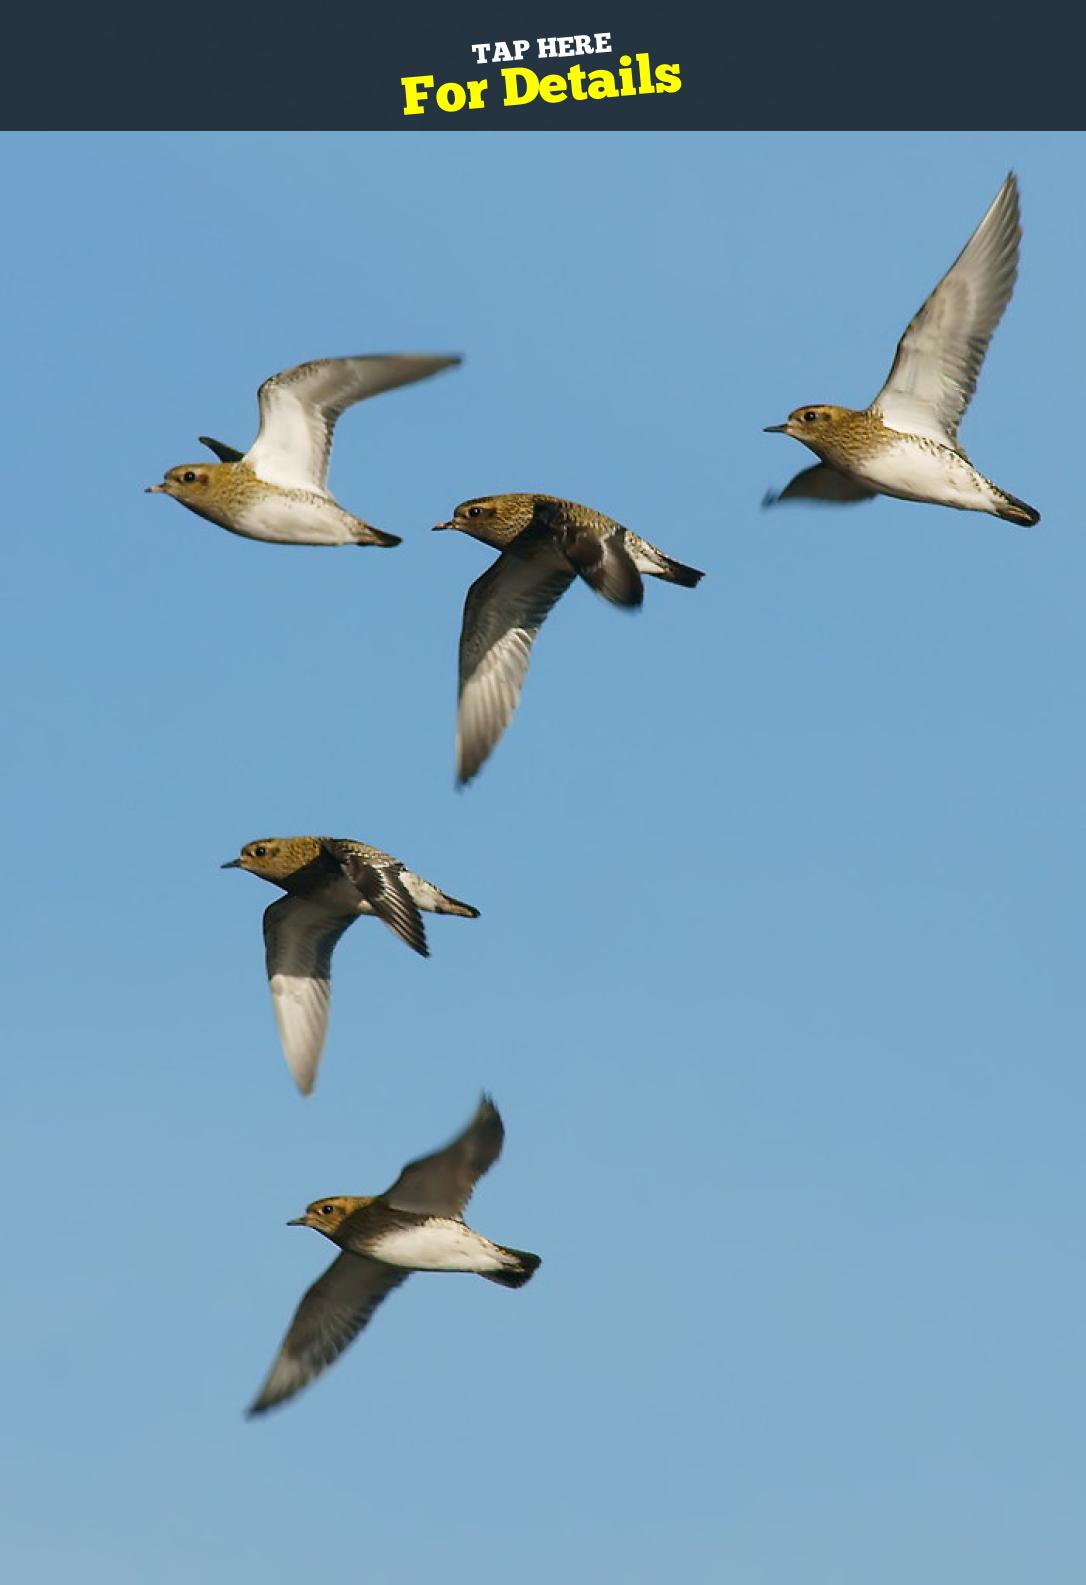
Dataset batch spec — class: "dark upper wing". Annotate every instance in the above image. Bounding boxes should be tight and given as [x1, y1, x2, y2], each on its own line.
[334, 849, 428, 958]
[456, 534, 576, 785]
[564, 529, 643, 607]
[763, 463, 877, 508]
[199, 435, 245, 462]
[248, 1251, 409, 1415]
[384, 1095, 505, 1217]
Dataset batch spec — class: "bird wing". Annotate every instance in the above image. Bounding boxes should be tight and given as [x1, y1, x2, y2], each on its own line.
[872, 172, 1021, 447]
[456, 535, 575, 785]
[763, 462, 877, 507]
[243, 354, 460, 493]
[248, 1251, 409, 1414]
[384, 1095, 505, 1217]
[199, 435, 245, 462]
[565, 530, 644, 607]
[335, 849, 429, 958]
[529, 497, 643, 608]
[262, 896, 354, 1096]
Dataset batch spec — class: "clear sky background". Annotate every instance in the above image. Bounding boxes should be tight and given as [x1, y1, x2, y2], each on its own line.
[3, 132, 1083, 1583]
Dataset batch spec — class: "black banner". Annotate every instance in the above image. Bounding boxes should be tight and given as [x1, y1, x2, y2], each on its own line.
[7, 0, 1081, 131]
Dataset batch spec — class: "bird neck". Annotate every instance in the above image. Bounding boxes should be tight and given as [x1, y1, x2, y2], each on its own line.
[808, 408, 887, 465]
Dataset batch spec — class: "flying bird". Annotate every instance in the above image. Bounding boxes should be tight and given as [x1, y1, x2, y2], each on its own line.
[148, 354, 460, 545]
[248, 1095, 540, 1414]
[222, 836, 479, 1095]
[764, 173, 1038, 526]
[434, 492, 704, 785]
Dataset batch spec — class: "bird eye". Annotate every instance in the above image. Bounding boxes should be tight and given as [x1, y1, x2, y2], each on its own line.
[253, 845, 267, 858]
[802, 411, 818, 424]
[182, 470, 198, 483]
[467, 506, 482, 518]
[321, 1204, 335, 1216]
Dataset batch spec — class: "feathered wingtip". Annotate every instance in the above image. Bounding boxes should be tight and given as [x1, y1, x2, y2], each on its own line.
[199, 435, 245, 463]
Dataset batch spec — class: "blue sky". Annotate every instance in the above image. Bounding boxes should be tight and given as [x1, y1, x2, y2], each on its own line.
[3, 132, 1084, 1583]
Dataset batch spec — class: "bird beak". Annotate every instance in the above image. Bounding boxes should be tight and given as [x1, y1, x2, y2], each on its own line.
[286, 1216, 309, 1227]
[432, 521, 450, 531]
[220, 858, 242, 869]
[763, 424, 789, 434]
[145, 483, 165, 493]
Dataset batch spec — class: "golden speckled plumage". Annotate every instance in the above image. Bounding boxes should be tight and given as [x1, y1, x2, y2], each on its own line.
[434, 492, 704, 784]
[229, 835, 393, 890]
[291, 1196, 377, 1236]
[248, 1098, 540, 1415]
[222, 836, 479, 1095]
[772, 405, 889, 467]
[764, 174, 1039, 527]
[147, 353, 460, 545]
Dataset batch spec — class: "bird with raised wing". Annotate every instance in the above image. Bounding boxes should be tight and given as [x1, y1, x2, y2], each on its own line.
[147, 354, 460, 545]
[764, 173, 1038, 525]
[434, 492, 704, 785]
[248, 1096, 540, 1415]
[222, 836, 479, 1094]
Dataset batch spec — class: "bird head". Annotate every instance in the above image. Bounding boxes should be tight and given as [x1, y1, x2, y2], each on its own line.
[221, 837, 323, 883]
[764, 406, 855, 444]
[288, 1196, 375, 1239]
[434, 494, 537, 548]
[145, 463, 217, 501]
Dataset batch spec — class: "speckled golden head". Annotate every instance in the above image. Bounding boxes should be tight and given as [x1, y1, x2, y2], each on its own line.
[145, 461, 260, 530]
[288, 1196, 376, 1236]
[221, 837, 324, 884]
[433, 493, 541, 548]
[145, 464, 218, 502]
[764, 405, 856, 440]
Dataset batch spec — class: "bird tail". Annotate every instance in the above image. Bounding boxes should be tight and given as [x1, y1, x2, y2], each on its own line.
[398, 871, 480, 918]
[482, 1246, 542, 1289]
[433, 891, 480, 919]
[352, 519, 403, 547]
[625, 531, 705, 587]
[995, 493, 1040, 528]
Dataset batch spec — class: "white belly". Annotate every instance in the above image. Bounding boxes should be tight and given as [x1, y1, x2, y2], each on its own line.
[370, 1219, 507, 1274]
[230, 491, 360, 546]
[854, 439, 1001, 514]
